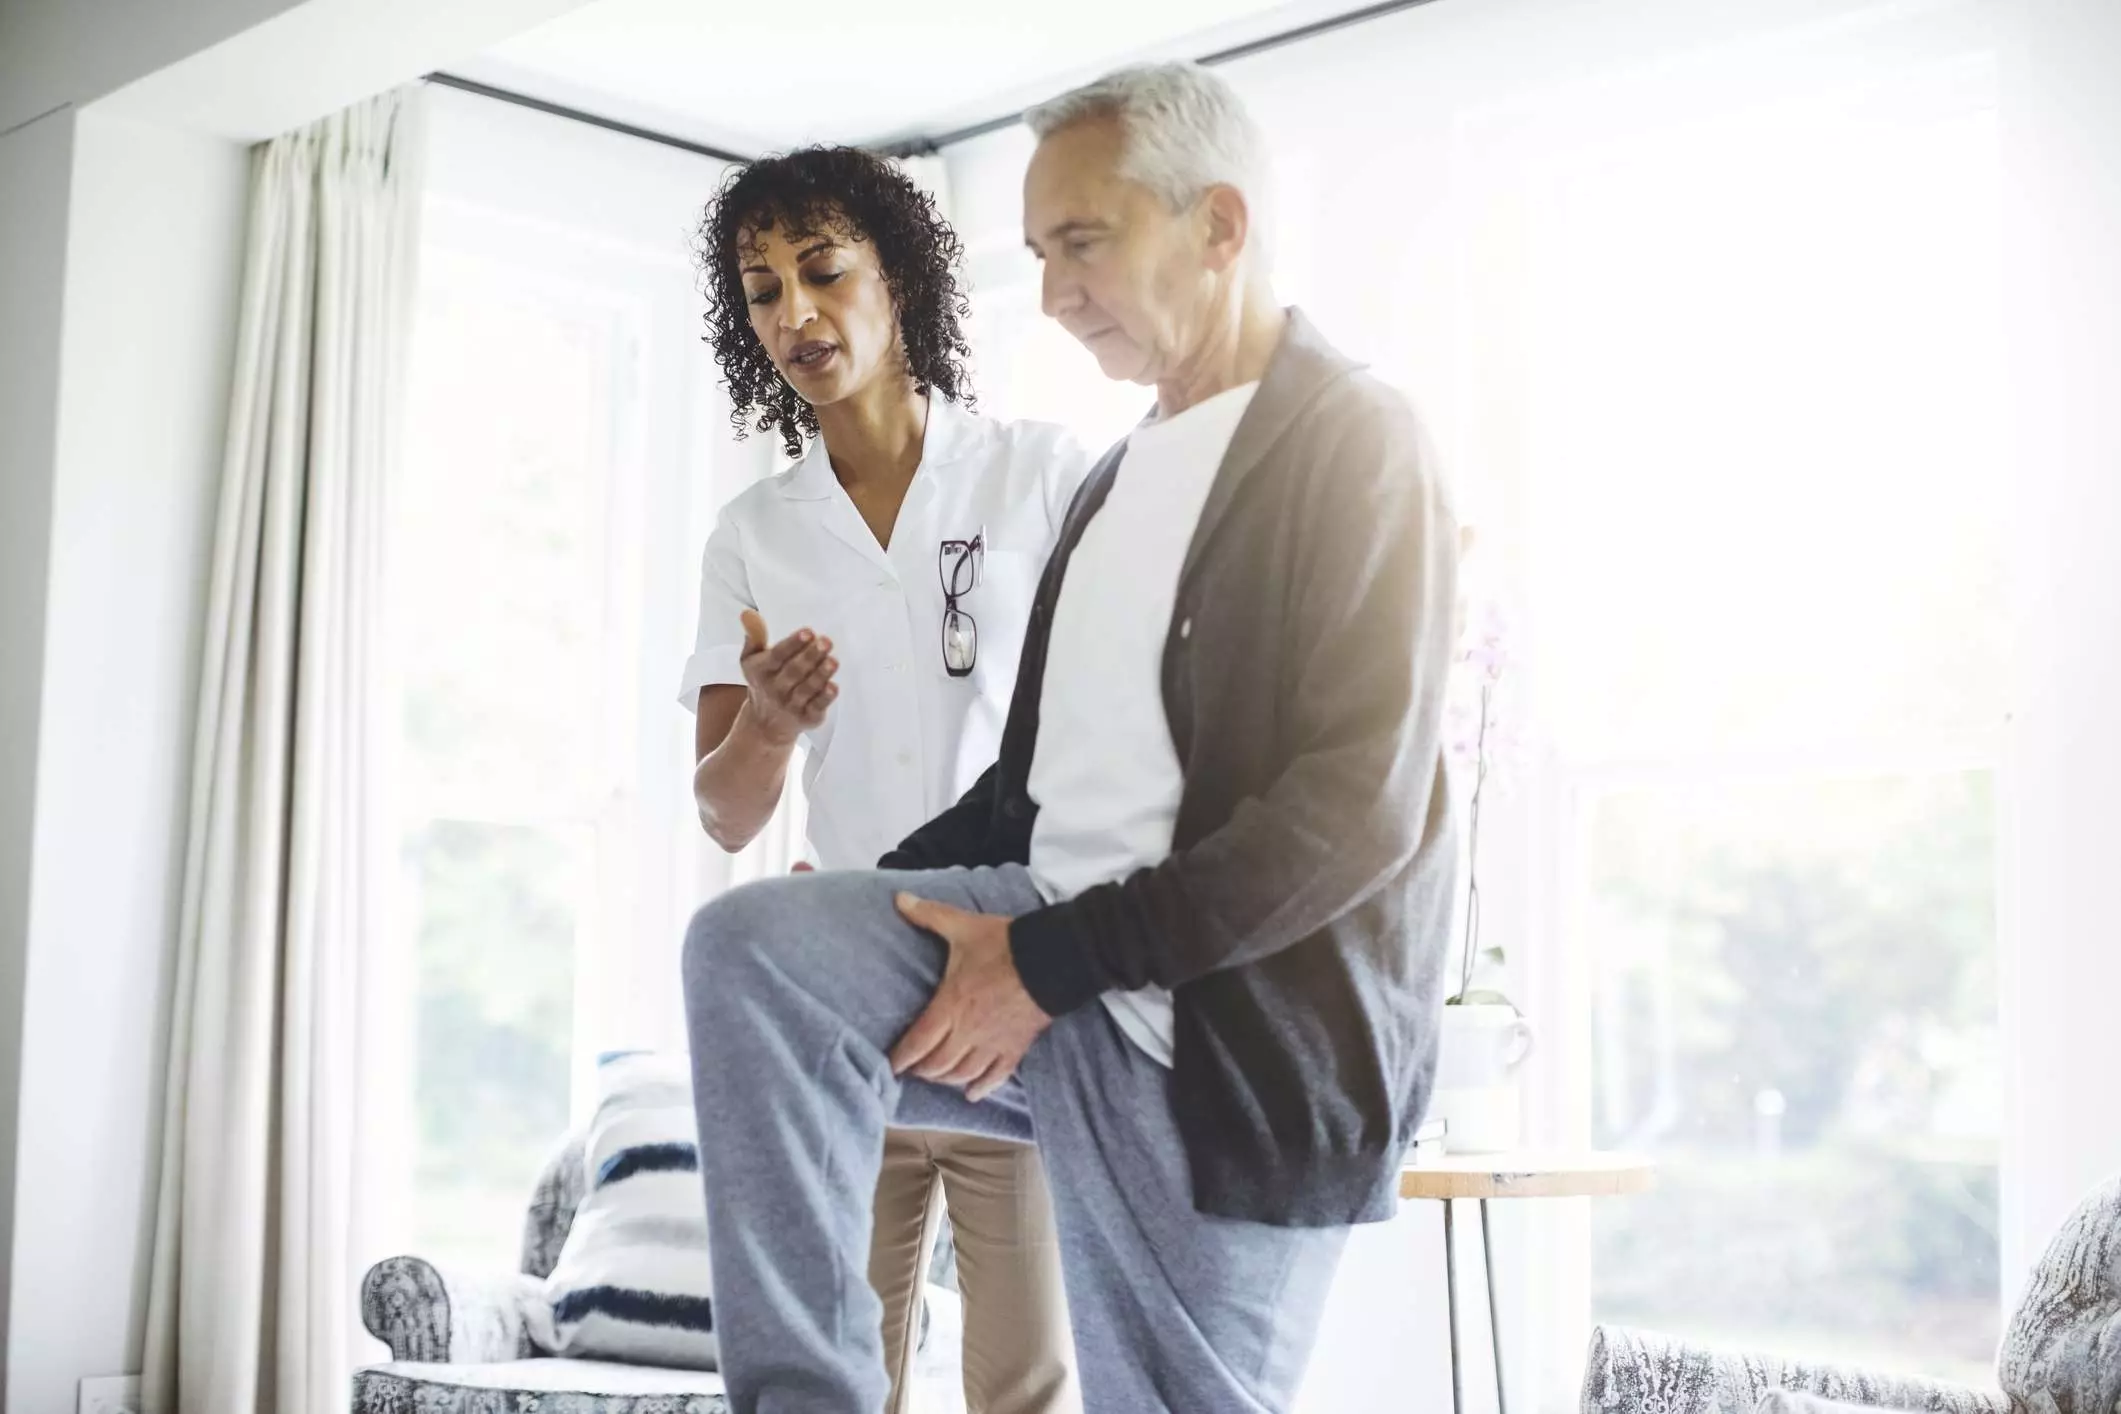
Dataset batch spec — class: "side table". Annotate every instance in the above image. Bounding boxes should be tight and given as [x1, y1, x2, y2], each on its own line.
[1399, 1151, 1655, 1414]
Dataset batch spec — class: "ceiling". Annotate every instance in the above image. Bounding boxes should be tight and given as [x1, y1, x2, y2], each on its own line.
[449, 0, 1387, 157]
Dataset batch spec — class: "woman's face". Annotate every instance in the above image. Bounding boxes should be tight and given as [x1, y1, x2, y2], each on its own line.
[737, 216, 902, 409]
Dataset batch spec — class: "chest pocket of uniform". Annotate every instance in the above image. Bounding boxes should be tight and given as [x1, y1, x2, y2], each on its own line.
[959, 549, 1043, 691]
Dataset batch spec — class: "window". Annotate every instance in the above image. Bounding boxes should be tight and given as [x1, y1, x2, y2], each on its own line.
[388, 250, 650, 1270]
[1586, 771, 2001, 1379]
[374, 90, 752, 1273]
[1480, 50, 2007, 1388]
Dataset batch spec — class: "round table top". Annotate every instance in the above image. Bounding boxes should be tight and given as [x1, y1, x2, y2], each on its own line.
[1398, 1150, 1656, 1201]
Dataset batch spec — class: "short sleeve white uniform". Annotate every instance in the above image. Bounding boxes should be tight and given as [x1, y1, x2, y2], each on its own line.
[1027, 382, 1260, 1067]
[681, 396, 1093, 872]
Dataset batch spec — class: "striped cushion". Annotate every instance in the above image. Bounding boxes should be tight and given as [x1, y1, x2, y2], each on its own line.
[533, 1052, 719, 1369]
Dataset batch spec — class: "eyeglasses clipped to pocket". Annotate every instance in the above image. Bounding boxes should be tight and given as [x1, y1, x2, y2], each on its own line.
[938, 527, 984, 677]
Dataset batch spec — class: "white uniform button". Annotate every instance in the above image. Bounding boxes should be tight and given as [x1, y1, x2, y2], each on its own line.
[896, 749, 914, 766]
[1179, 617, 1193, 639]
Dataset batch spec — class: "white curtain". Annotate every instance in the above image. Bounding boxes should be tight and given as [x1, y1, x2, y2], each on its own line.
[143, 85, 425, 1414]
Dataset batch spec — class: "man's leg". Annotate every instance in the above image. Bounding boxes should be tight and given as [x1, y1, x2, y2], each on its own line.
[1022, 1004, 1352, 1414]
[681, 864, 1044, 1414]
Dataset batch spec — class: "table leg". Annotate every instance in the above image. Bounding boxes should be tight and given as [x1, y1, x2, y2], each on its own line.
[1481, 1198, 1507, 1414]
[1443, 1200, 1464, 1414]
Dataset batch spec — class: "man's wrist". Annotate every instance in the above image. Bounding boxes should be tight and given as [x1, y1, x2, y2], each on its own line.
[1006, 908, 1103, 1018]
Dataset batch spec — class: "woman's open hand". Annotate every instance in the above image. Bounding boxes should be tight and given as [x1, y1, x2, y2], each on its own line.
[739, 609, 838, 745]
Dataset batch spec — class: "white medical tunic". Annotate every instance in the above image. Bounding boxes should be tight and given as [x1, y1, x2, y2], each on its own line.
[681, 396, 1093, 872]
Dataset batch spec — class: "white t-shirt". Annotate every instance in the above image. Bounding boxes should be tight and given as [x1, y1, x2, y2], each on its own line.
[681, 396, 1092, 871]
[1027, 381, 1261, 1066]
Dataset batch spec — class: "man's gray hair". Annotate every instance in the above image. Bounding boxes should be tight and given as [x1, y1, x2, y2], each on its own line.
[1025, 61, 1273, 261]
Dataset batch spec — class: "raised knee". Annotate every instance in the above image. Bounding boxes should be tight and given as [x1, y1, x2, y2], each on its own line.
[683, 885, 760, 990]
[682, 873, 824, 997]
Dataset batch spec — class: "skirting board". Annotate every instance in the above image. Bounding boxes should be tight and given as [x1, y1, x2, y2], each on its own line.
[78, 1375, 141, 1414]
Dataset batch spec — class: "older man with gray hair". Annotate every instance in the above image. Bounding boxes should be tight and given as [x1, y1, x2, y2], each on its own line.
[683, 60, 1458, 1413]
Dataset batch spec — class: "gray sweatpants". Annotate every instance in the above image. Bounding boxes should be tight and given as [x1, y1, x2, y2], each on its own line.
[681, 863, 1349, 1414]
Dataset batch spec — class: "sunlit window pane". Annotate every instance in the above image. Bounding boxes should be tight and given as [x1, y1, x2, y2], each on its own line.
[1589, 772, 2000, 1381]
[401, 819, 581, 1271]
[389, 257, 638, 1271]
[1524, 96, 2003, 760]
[397, 264, 623, 818]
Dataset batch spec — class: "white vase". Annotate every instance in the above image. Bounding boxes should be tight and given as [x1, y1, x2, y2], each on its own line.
[1430, 1003, 1535, 1154]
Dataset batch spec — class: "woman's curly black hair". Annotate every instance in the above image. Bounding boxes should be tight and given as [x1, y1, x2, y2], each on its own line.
[696, 146, 976, 459]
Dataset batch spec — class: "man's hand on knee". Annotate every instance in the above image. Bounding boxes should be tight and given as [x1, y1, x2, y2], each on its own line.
[890, 893, 1053, 1103]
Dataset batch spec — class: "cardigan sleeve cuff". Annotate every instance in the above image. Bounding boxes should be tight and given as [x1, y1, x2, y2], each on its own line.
[1007, 904, 1104, 1018]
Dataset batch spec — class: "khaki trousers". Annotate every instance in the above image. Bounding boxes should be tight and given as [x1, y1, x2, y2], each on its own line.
[869, 1127, 1079, 1414]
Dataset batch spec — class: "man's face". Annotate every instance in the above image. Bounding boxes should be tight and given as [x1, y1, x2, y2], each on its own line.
[1022, 116, 1216, 387]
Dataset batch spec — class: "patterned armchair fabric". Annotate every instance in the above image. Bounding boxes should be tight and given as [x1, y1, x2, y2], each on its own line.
[356, 1135, 728, 1413]
[1580, 1326, 2009, 1414]
[361, 1258, 540, 1365]
[1755, 1398, 1931, 1414]
[522, 1133, 587, 1281]
[1997, 1175, 2121, 1414]
[1581, 1174, 2121, 1414]
[354, 1129, 962, 1412]
[355, 1359, 727, 1414]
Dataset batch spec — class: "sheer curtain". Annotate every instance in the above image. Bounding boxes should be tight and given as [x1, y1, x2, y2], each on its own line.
[143, 85, 424, 1414]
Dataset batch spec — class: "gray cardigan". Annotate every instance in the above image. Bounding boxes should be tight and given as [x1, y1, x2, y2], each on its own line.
[882, 309, 1459, 1227]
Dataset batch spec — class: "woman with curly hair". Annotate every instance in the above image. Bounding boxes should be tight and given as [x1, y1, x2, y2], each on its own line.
[678, 146, 1087, 1414]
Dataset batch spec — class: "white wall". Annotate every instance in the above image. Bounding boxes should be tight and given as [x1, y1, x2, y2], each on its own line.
[0, 106, 79, 1404]
[95, 0, 594, 141]
[0, 0, 587, 139]
[0, 0, 303, 134]
[1997, 0, 2121, 1291]
[6, 111, 251, 1414]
